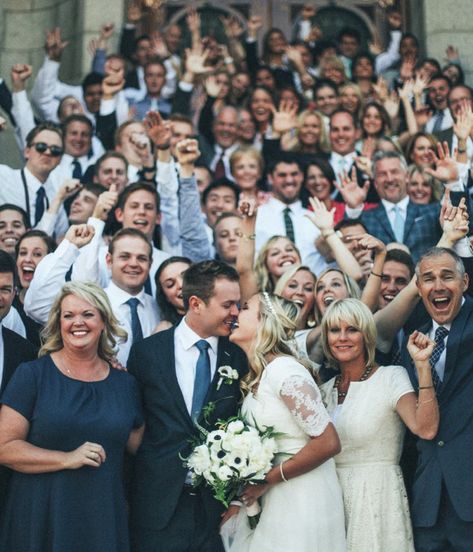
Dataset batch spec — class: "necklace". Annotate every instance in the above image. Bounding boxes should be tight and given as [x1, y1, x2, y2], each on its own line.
[334, 364, 374, 400]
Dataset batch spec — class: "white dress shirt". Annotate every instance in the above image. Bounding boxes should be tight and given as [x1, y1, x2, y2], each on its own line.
[174, 318, 218, 415]
[255, 197, 328, 276]
[2, 308, 26, 339]
[329, 151, 358, 184]
[425, 108, 454, 134]
[0, 165, 68, 237]
[105, 281, 160, 365]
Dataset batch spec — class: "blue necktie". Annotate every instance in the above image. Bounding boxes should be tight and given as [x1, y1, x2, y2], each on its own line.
[432, 111, 444, 133]
[144, 275, 152, 295]
[191, 340, 211, 422]
[34, 187, 46, 225]
[429, 326, 449, 390]
[126, 298, 144, 344]
[392, 205, 404, 243]
[72, 159, 82, 180]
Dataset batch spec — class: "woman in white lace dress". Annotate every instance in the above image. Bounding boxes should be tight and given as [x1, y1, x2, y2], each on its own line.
[320, 299, 439, 552]
[222, 292, 346, 551]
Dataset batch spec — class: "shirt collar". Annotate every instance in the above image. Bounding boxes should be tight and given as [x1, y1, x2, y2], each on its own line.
[23, 167, 44, 193]
[106, 280, 146, 306]
[268, 196, 303, 212]
[381, 195, 410, 213]
[330, 151, 357, 164]
[177, 317, 218, 355]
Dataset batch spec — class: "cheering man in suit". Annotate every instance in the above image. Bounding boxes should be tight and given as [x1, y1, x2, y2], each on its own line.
[401, 247, 473, 550]
[0, 251, 37, 513]
[128, 260, 247, 552]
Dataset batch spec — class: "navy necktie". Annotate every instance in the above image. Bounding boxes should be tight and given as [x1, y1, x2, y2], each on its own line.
[429, 326, 449, 390]
[284, 207, 295, 243]
[126, 298, 144, 344]
[144, 275, 152, 295]
[432, 111, 444, 133]
[34, 187, 46, 225]
[213, 151, 226, 180]
[191, 340, 211, 422]
[72, 159, 82, 180]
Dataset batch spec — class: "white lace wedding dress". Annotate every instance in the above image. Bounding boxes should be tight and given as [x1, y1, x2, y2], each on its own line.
[222, 356, 346, 552]
[321, 365, 415, 552]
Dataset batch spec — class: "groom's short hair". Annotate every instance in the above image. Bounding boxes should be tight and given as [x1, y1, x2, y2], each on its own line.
[182, 260, 239, 310]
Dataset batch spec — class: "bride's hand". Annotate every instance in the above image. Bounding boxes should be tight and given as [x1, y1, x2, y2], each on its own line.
[240, 482, 270, 507]
[220, 504, 241, 528]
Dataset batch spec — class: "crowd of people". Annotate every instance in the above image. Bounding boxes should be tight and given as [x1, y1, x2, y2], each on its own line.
[0, 2, 472, 550]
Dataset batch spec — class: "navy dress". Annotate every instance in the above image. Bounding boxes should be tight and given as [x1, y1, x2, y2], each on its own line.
[0, 355, 143, 552]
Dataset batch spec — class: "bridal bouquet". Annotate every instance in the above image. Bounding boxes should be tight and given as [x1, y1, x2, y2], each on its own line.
[185, 415, 279, 524]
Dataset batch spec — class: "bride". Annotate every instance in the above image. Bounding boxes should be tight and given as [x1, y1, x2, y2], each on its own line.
[222, 292, 346, 551]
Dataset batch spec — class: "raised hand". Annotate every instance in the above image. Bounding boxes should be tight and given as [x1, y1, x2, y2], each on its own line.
[150, 32, 169, 59]
[387, 9, 402, 29]
[144, 111, 172, 149]
[184, 47, 212, 76]
[93, 184, 119, 221]
[175, 139, 200, 167]
[204, 75, 223, 98]
[373, 76, 388, 103]
[286, 46, 304, 69]
[238, 197, 258, 219]
[349, 232, 386, 256]
[271, 100, 298, 135]
[384, 90, 400, 121]
[102, 73, 125, 99]
[63, 441, 106, 470]
[186, 8, 201, 35]
[65, 224, 96, 249]
[413, 73, 429, 99]
[45, 28, 69, 62]
[219, 15, 244, 39]
[414, 105, 432, 128]
[453, 100, 473, 142]
[100, 22, 115, 42]
[425, 142, 459, 182]
[127, 1, 143, 23]
[335, 168, 370, 209]
[398, 79, 414, 101]
[399, 53, 416, 81]
[11, 64, 33, 92]
[57, 179, 82, 201]
[247, 15, 263, 39]
[407, 330, 435, 365]
[445, 45, 460, 62]
[306, 197, 335, 231]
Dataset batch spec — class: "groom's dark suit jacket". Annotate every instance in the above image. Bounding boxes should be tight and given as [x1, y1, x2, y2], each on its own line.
[0, 327, 37, 513]
[127, 327, 247, 532]
[401, 296, 473, 526]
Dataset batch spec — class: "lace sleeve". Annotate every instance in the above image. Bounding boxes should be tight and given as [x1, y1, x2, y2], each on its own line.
[280, 374, 330, 437]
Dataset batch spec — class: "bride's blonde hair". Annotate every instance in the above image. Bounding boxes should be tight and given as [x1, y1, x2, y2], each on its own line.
[241, 292, 315, 395]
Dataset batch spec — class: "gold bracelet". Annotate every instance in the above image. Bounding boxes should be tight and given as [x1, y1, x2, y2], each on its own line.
[279, 461, 288, 483]
[235, 230, 256, 240]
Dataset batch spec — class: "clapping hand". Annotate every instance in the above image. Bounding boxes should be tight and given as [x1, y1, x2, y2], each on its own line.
[65, 224, 96, 248]
[407, 330, 435, 365]
[425, 142, 459, 182]
[144, 111, 172, 150]
[334, 168, 370, 209]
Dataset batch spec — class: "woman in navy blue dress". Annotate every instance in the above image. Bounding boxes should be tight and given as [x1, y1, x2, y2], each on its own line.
[0, 282, 144, 552]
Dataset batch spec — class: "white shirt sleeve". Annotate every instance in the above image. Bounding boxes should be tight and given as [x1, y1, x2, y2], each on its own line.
[11, 91, 35, 150]
[70, 217, 106, 285]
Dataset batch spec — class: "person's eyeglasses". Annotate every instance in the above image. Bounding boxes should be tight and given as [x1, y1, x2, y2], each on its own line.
[31, 142, 64, 157]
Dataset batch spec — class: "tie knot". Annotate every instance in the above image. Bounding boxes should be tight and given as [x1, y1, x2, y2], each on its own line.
[126, 297, 140, 310]
[195, 339, 210, 352]
[36, 186, 46, 199]
[435, 326, 449, 342]
[284, 207, 292, 215]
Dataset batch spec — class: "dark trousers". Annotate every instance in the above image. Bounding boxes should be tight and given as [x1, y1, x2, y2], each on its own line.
[414, 485, 473, 552]
[131, 487, 224, 552]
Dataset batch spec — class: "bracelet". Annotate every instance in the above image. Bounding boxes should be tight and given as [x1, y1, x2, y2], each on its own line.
[322, 230, 335, 238]
[417, 397, 435, 407]
[156, 143, 171, 151]
[235, 230, 256, 240]
[370, 271, 383, 278]
[279, 461, 288, 483]
[457, 148, 467, 154]
[418, 385, 434, 390]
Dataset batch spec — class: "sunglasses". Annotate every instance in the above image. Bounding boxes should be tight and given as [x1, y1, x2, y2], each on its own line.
[32, 142, 63, 157]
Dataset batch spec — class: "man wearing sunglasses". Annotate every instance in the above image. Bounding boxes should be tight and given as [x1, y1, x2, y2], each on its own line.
[0, 122, 69, 239]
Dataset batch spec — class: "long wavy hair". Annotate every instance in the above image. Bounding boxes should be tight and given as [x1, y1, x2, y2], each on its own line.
[254, 236, 302, 293]
[314, 268, 361, 324]
[39, 282, 127, 360]
[241, 293, 315, 396]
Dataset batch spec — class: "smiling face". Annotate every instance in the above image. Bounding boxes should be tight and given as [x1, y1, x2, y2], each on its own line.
[265, 238, 301, 279]
[428, 78, 450, 111]
[64, 120, 92, 158]
[203, 186, 238, 228]
[0, 272, 16, 322]
[250, 89, 275, 124]
[0, 209, 27, 255]
[69, 189, 99, 224]
[213, 108, 238, 149]
[315, 86, 339, 116]
[315, 270, 349, 315]
[229, 293, 260, 348]
[298, 113, 322, 147]
[340, 86, 361, 113]
[60, 294, 105, 354]
[232, 153, 261, 191]
[374, 157, 408, 204]
[411, 136, 435, 168]
[362, 106, 384, 137]
[416, 253, 468, 325]
[106, 235, 151, 295]
[16, 236, 49, 289]
[329, 112, 357, 155]
[280, 269, 316, 324]
[145, 62, 166, 97]
[378, 260, 411, 309]
[268, 162, 303, 204]
[305, 164, 332, 201]
[327, 319, 366, 366]
[352, 56, 374, 80]
[115, 189, 160, 241]
[214, 216, 241, 266]
[158, 261, 190, 315]
[407, 171, 433, 204]
[95, 157, 128, 192]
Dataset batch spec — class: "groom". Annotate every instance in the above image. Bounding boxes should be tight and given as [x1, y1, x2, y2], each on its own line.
[128, 260, 247, 551]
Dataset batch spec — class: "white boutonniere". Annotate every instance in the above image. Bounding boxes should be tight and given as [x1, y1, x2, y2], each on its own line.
[217, 365, 239, 390]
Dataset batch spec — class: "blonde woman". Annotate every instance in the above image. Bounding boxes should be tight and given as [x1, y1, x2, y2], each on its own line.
[321, 299, 439, 552]
[223, 292, 346, 551]
[280, 110, 329, 154]
[229, 147, 271, 204]
[0, 282, 144, 552]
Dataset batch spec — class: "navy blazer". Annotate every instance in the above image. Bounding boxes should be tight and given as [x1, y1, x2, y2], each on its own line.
[127, 327, 248, 531]
[401, 296, 473, 525]
[360, 201, 441, 263]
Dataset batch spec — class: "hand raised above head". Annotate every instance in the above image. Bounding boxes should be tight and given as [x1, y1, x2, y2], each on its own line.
[175, 138, 200, 166]
[144, 111, 172, 149]
[65, 224, 95, 248]
[92, 185, 119, 221]
[45, 27, 69, 62]
[238, 197, 257, 219]
[407, 330, 435, 364]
